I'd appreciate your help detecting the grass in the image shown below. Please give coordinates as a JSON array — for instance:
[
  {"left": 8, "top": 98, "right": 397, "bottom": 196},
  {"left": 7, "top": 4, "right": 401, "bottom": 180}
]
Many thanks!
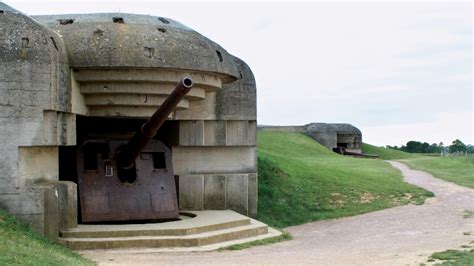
[
  {"left": 429, "top": 249, "right": 474, "bottom": 265},
  {"left": 400, "top": 156, "right": 474, "bottom": 189},
  {"left": 362, "top": 143, "right": 417, "bottom": 160},
  {"left": 218, "top": 232, "right": 292, "bottom": 251},
  {"left": 257, "top": 132, "right": 433, "bottom": 228},
  {"left": 463, "top": 210, "right": 474, "bottom": 219},
  {"left": 361, "top": 144, "right": 474, "bottom": 189},
  {"left": 0, "top": 209, "right": 94, "bottom": 266}
]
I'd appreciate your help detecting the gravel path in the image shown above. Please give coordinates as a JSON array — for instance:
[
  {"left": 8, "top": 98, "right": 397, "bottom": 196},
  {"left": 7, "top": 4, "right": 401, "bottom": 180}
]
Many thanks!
[{"left": 83, "top": 161, "right": 474, "bottom": 265}]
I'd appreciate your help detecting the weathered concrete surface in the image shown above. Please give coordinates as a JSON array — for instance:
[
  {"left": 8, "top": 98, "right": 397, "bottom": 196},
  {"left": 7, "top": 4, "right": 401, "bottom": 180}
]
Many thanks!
[
  {"left": 172, "top": 147, "right": 257, "bottom": 174},
  {"left": 83, "top": 162, "right": 473, "bottom": 265},
  {"left": 217, "top": 57, "right": 256, "bottom": 121},
  {"left": 203, "top": 175, "right": 226, "bottom": 210},
  {"left": 33, "top": 13, "right": 240, "bottom": 80},
  {"left": 0, "top": 3, "right": 74, "bottom": 239},
  {"left": 0, "top": 185, "right": 60, "bottom": 241},
  {"left": 53, "top": 181, "right": 78, "bottom": 231},
  {"left": 58, "top": 211, "right": 280, "bottom": 251},
  {"left": 179, "top": 173, "right": 257, "bottom": 217},
  {"left": 178, "top": 175, "right": 204, "bottom": 210}
]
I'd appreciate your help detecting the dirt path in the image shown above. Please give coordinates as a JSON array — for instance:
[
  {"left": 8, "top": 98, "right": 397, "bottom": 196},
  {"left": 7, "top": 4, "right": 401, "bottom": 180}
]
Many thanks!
[{"left": 83, "top": 161, "right": 474, "bottom": 265}]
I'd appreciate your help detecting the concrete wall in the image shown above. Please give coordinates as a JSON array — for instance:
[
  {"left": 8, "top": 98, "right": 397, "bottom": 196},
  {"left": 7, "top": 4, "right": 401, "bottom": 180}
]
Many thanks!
[
  {"left": 174, "top": 58, "right": 258, "bottom": 217},
  {"left": 0, "top": 5, "right": 76, "bottom": 239}
]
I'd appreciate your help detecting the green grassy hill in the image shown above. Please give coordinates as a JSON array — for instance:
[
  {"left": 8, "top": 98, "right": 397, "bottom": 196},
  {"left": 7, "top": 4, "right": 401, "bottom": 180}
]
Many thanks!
[
  {"left": 362, "top": 144, "right": 474, "bottom": 189},
  {"left": 0, "top": 209, "right": 93, "bottom": 265},
  {"left": 257, "top": 132, "right": 433, "bottom": 228},
  {"left": 362, "top": 143, "right": 416, "bottom": 160}
]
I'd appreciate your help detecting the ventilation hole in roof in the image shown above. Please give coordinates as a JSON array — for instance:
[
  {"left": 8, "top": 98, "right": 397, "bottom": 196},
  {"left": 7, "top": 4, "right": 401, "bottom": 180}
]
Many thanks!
[
  {"left": 158, "top": 17, "right": 170, "bottom": 24},
  {"left": 113, "top": 17, "right": 124, "bottom": 23},
  {"left": 0, "top": 10, "right": 4, "bottom": 14},
  {"left": 58, "top": 19, "right": 74, "bottom": 25},
  {"left": 144, "top": 47, "right": 155, "bottom": 58},
  {"left": 216, "top": 50, "right": 223, "bottom": 62},
  {"left": 21, "top": 38, "right": 29, "bottom": 48},
  {"left": 157, "top": 27, "right": 167, "bottom": 33},
  {"left": 94, "top": 29, "right": 104, "bottom": 36},
  {"left": 50, "top": 37, "right": 58, "bottom": 51}
]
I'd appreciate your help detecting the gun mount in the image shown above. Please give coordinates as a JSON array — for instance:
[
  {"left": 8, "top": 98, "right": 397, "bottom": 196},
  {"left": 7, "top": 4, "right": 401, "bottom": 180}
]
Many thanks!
[{"left": 77, "top": 78, "right": 193, "bottom": 222}]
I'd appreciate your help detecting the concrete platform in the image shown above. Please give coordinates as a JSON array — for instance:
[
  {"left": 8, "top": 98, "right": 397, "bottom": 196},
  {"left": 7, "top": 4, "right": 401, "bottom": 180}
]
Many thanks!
[{"left": 60, "top": 210, "right": 281, "bottom": 250}]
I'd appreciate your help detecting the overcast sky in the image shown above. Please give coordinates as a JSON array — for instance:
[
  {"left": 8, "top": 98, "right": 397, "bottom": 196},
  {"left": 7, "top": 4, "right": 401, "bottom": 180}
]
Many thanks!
[{"left": 3, "top": 0, "right": 472, "bottom": 146}]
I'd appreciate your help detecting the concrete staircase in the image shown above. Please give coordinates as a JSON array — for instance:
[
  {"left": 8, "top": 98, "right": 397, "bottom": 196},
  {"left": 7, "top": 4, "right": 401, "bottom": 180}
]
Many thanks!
[{"left": 60, "top": 210, "right": 281, "bottom": 251}]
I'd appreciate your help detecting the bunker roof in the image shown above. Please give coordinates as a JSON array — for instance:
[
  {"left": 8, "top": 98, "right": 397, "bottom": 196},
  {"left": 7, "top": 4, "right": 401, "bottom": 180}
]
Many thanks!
[
  {"left": 0, "top": 2, "right": 21, "bottom": 13},
  {"left": 305, "top": 123, "right": 362, "bottom": 135},
  {"left": 33, "top": 13, "right": 240, "bottom": 83}
]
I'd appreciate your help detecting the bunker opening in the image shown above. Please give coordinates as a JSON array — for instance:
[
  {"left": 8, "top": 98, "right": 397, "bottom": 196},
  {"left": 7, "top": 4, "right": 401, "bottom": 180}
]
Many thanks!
[{"left": 58, "top": 78, "right": 191, "bottom": 224}]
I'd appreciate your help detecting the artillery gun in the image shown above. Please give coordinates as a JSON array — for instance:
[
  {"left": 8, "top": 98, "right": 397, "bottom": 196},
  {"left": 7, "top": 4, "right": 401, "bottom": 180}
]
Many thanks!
[{"left": 77, "top": 78, "right": 193, "bottom": 222}]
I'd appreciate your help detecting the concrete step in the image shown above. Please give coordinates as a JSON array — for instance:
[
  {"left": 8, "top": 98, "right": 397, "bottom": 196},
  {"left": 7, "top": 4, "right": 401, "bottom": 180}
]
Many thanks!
[
  {"left": 60, "top": 220, "right": 269, "bottom": 250},
  {"left": 61, "top": 211, "right": 251, "bottom": 238},
  {"left": 80, "top": 227, "right": 283, "bottom": 254}
]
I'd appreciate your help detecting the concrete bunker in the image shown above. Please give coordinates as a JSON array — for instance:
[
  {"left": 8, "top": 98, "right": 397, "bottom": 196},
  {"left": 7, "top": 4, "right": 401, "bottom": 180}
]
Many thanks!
[
  {"left": 258, "top": 123, "right": 363, "bottom": 154},
  {"left": 304, "top": 123, "right": 362, "bottom": 153},
  {"left": 0, "top": 3, "right": 257, "bottom": 240}
]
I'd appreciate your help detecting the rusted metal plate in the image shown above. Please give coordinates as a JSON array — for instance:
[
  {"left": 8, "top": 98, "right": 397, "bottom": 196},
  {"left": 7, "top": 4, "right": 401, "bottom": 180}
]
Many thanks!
[{"left": 77, "top": 140, "right": 179, "bottom": 222}]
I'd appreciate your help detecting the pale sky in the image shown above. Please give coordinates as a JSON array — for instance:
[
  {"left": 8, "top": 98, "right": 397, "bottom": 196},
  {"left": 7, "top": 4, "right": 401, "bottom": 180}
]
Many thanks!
[{"left": 3, "top": 0, "right": 473, "bottom": 146}]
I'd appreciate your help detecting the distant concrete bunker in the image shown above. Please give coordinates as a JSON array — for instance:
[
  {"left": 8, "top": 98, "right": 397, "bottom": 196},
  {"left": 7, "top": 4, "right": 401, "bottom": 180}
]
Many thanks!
[
  {"left": 305, "top": 123, "right": 362, "bottom": 153},
  {"left": 259, "top": 123, "right": 363, "bottom": 153},
  {"left": 0, "top": 4, "right": 257, "bottom": 240}
]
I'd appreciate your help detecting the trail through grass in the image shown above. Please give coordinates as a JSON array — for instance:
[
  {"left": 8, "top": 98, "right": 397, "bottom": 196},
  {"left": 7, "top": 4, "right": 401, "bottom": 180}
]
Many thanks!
[
  {"left": 362, "top": 143, "right": 417, "bottom": 160},
  {"left": 257, "top": 132, "right": 433, "bottom": 228},
  {"left": 362, "top": 144, "right": 474, "bottom": 189},
  {"left": 0, "top": 209, "right": 94, "bottom": 266}
]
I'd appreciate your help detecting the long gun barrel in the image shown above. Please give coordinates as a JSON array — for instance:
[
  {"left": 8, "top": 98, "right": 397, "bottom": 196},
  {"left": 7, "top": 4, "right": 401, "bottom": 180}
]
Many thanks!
[{"left": 116, "top": 77, "right": 193, "bottom": 169}]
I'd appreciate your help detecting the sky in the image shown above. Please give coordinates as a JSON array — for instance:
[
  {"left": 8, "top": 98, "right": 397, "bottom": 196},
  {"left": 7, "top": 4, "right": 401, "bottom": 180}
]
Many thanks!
[{"left": 3, "top": 0, "right": 472, "bottom": 146}]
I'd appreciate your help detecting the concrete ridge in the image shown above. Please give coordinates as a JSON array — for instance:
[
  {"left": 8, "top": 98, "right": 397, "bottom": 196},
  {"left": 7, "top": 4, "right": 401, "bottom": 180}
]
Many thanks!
[
  {"left": 61, "top": 218, "right": 251, "bottom": 238},
  {"left": 59, "top": 211, "right": 281, "bottom": 251},
  {"left": 60, "top": 220, "right": 269, "bottom": 250}
]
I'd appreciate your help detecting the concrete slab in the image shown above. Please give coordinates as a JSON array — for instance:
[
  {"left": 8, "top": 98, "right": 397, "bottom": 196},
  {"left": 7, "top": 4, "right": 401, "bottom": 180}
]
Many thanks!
[
  {"left": 61, "top": 210, "right": 249, "bottom": 237},
  {"left": 60, "top": 210, "right": 280, "bottom": 251},
  {"left": 61, "top": 222, "right": 267, "bottom": 249}
]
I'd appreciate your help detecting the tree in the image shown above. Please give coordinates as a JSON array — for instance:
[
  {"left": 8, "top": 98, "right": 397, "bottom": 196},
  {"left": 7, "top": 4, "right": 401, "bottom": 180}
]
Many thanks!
[
  {"left": 467, "top": 144, "right": 474, "bottom": 154},
  {"left": 421, "top": 142, "right": 430, "bottom": 153},
  {"left": 449, "top": 139, "right": 467, "bottom": 153},
  {"left": 427, "top": 143, "right": 441, "bottom": 153},
  {"left": 404, "top": 141, "right": 424, "bottom": 153}
]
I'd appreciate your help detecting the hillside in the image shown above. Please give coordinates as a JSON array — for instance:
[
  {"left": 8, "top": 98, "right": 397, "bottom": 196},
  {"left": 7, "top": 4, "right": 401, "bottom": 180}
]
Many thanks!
[
  {"left": 362, "top": 143, "right": 416, "bottom": 160},
  {"left": 362, "top": 144, "right": 474, "bottom": 189},
  {"left": 257, "top": 132, "right": 433, "bottom": 228},
  {"left": 0, "top": 209, "right": 93, "bottom": 265}
]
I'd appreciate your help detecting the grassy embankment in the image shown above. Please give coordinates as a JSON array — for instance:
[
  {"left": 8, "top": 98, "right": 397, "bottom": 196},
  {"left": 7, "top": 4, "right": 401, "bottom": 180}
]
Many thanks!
[
  {"left": 257, "top": 132, "right": 433, "bottom": 228},
  {"left": 0, "top": 209, "right": 94, "bottom": 266},
  {"left": 362, "top": 143, "right": 474, "bottom": 189}
]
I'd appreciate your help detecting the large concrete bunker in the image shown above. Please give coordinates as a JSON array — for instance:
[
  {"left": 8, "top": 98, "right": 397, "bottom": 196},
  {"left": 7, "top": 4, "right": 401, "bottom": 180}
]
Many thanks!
[{"left": 0, "top": 3, "right": 257, "bottom": 240}]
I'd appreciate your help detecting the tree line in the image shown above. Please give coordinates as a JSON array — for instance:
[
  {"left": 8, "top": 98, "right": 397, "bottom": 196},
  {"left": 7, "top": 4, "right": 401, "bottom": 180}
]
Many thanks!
[{"left": 386, "top": 139, "right": 474, "bottom": 154}]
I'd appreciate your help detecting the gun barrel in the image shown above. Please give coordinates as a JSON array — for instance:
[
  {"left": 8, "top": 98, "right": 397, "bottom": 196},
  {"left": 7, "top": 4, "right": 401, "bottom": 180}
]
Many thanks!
[{"left": 117, "top": 77, "right": 193, "bottom": 169}]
